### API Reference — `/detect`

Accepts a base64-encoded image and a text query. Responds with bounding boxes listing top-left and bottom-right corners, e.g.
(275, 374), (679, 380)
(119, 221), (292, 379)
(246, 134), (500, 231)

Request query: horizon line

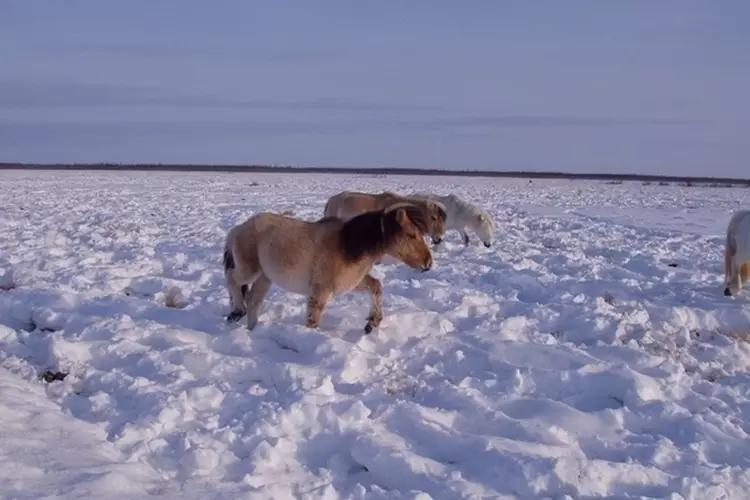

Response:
(2, 162), (749, 185)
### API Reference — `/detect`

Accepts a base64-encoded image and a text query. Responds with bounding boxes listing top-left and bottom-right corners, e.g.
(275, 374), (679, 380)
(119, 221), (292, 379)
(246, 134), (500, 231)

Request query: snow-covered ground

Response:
(2, 170), (750, 499)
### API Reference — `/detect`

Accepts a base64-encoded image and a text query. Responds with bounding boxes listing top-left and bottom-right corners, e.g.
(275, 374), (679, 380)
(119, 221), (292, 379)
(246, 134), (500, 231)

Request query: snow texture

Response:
(2, 170), (750, 499)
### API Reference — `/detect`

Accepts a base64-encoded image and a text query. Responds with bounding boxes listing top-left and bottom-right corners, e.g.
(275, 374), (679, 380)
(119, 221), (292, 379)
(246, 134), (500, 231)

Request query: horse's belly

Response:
(264, 265), (311, 295)
(257, 241), (312, 296)
(330, 267), (369, 295)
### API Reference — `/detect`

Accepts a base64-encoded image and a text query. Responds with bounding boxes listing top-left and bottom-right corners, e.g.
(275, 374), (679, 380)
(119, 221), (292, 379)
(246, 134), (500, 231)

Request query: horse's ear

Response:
(437, 203), (447, 220)
(395, 207), (409, 226)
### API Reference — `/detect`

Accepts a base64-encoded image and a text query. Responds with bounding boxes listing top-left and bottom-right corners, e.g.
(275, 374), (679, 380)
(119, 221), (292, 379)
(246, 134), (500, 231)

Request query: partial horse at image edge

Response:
(223, 203), (434, 333)
(724, 209), (750, 296)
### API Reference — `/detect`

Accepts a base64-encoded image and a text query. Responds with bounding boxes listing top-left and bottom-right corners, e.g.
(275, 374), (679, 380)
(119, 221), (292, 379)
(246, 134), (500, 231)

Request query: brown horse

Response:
(322, 190), (448, 244)
(223, 203), (434, 333)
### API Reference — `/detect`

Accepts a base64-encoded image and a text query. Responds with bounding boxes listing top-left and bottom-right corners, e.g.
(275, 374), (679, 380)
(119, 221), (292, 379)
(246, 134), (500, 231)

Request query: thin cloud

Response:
(434, 115), (703, 128)
(0, 79), (441, 112)
(34, 41), (346, 64)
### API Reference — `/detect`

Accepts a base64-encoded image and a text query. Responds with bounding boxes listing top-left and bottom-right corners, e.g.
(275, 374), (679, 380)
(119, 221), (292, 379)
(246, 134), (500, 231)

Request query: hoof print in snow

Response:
(40, 370), (68, 383)
(602, 292), (616, 306)
(23, 320), (61, 334)
(608, 395), (625, 408)
(273, 338), (300, 353)
(0, 269), (16, 291)
(350, 463), (369, 474)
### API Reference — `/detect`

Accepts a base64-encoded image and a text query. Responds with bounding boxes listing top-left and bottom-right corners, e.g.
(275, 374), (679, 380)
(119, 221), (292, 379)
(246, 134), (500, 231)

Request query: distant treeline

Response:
(1, 162), (749, 187)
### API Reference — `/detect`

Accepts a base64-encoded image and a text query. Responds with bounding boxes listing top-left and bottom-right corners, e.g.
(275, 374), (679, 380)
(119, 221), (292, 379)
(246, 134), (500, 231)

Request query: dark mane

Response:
(337, 204), (426, 261)
(405, 203), (432, 234)
(316, 215), (343, 223)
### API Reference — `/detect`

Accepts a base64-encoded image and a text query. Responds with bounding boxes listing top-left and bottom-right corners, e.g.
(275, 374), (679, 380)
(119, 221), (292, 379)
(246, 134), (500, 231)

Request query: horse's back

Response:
(331, 191), (382, 218)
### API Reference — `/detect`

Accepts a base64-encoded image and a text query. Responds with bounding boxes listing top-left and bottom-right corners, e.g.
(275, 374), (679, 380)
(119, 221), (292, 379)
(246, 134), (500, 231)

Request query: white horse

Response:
(411, 192), (495, 248)
(724, 209), (750, 296)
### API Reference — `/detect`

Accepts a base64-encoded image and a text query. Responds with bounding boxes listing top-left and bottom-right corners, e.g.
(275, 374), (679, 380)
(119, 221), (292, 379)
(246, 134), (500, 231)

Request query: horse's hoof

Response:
(724, 288), (732, 296)
(484, 242), (491, 248)
(227, 311), (245, 322)
(364, 316), (381, 334)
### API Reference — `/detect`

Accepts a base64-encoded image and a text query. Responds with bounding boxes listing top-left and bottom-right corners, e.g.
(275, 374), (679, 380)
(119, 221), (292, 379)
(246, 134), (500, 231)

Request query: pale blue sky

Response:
(1, 0), (748, 176)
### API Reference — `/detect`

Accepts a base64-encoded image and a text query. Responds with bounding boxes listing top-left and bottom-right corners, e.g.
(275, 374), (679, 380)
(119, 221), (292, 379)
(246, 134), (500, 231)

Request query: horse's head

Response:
(423, 200), (447, 244)
(474, 210), (495, 248)
(383, 204), (433, 271)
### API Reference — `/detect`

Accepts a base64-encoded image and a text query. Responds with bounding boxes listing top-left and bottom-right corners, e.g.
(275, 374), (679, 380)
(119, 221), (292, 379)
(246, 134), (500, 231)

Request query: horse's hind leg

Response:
(245, 273), (271, 330)
(225, 269), (248, 322)
(354, 274), (383, 334)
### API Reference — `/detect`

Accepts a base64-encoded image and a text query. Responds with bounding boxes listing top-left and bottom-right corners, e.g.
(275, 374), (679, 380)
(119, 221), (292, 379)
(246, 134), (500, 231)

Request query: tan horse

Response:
(322, 190), (448, 244)
(223, 203), (434, 333)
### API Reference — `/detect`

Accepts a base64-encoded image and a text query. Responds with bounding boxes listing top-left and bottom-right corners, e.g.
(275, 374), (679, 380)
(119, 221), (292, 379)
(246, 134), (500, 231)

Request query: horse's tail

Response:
(223, 229), (249, 298)
(222, 247), (234, 271)
(223, 225), (239, 272)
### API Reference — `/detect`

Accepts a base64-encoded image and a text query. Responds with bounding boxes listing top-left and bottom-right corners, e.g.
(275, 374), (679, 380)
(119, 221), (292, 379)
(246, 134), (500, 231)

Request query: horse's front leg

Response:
(306, 288), (333, 329)
(245, 273), (271, 330)
(354, 274), (383, 334)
